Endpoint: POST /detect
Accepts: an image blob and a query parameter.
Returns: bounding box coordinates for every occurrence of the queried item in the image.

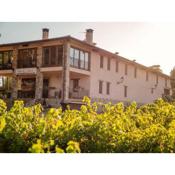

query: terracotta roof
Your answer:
[69,36,170,78]
[0,35,170,78]
[0,35,70,47]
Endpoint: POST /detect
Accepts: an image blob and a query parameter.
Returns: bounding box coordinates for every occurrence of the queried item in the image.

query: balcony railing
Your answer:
[17,61,36,68]
[42,62,62,67]
[0,90,11,98]
[0,64,12,70]
[18,90,35,98]
[69,87,89,99]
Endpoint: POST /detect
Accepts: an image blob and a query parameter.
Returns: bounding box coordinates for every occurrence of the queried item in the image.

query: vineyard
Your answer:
[0,97,175,153]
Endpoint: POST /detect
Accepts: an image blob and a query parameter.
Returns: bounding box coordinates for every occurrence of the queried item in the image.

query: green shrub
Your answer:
[0,97,175,153]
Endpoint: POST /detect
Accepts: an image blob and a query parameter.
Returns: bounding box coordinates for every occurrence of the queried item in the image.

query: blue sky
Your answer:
[0,22,174,75]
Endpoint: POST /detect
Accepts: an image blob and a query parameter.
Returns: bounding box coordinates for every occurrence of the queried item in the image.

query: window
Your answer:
[165,78,168,87]
[106,82,110,95]
[43,48,49,65]
[57,45,63,66]
[4,52,9,65]
[107,57,110,70]
[134,67,137,78]
[100,56,103,68]
[156,74,159,84]
[43,45,63,66]
[116,60,119,72]
[146,71,149,81]
[43,79,49,98]
[69,47,90,70]
[18,78,36,98]
[74,49,79,67]
[99,80,103,94]
[0,51,13,70]
[124,85,127,97]
[125,64,128,75]
[70,48,74,66]
[73,79,79,92]
[18,48,37,68]
[50,46,56,65]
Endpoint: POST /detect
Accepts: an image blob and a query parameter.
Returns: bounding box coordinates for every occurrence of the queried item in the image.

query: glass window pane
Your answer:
[74,49,79,67]
[18,49,36,68]
[70,57,74,66]
[24,50,31,67]
[74,49,79,59]
[70,48,74,57]
[69,48,89,70]
[99,80,103,94]
[74,58,79,67]
[4,52,9,64]
[44,48,49,65]
[9,51,13,64]
[100,56,103,68]
[107,58,110,70]
[70,48,74,66]
[51,47,56,65]
[80,51,85,69]
[57,45,63,66]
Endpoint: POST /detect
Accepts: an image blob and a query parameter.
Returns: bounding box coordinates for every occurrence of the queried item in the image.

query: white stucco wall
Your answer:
[89,51,170,104]
[79,77,90,91]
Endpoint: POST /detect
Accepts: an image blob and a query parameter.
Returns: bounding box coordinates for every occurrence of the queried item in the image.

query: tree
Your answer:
[149,65,163,73]
[170,67,175,99]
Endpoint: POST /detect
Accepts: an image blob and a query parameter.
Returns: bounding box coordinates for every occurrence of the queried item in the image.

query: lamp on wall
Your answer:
[117,76,124,85]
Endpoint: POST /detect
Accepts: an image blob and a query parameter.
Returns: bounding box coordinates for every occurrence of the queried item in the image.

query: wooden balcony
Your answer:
[0,63,12,70]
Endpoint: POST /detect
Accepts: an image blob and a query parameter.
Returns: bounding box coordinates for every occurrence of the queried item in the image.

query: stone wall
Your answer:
[35,70,43,100]
[62,42,70,102]
[11,48,18,99]
[35,47,43,100]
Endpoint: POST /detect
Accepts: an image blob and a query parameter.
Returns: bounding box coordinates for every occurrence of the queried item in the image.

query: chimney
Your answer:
[85,29,93,45]
[42,28,49,40]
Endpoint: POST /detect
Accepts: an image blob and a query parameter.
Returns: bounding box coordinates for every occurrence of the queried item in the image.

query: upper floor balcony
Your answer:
[0,45,91,75]
[0,63,12,70]
[42,45,63,67]
[70,47,90,71]
[41,46,90,73]
[40,45,63,73]
[0,50,13,70]
[17,48,37,68]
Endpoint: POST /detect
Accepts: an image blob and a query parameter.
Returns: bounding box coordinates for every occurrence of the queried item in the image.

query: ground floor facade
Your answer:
[0,68,90,107]
[0,71,171,108]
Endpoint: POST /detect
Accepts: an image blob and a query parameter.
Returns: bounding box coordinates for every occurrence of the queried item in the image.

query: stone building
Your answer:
[0,28,171,107]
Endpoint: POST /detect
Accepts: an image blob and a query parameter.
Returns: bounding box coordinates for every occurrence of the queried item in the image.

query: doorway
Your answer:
[43,79,49,98]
